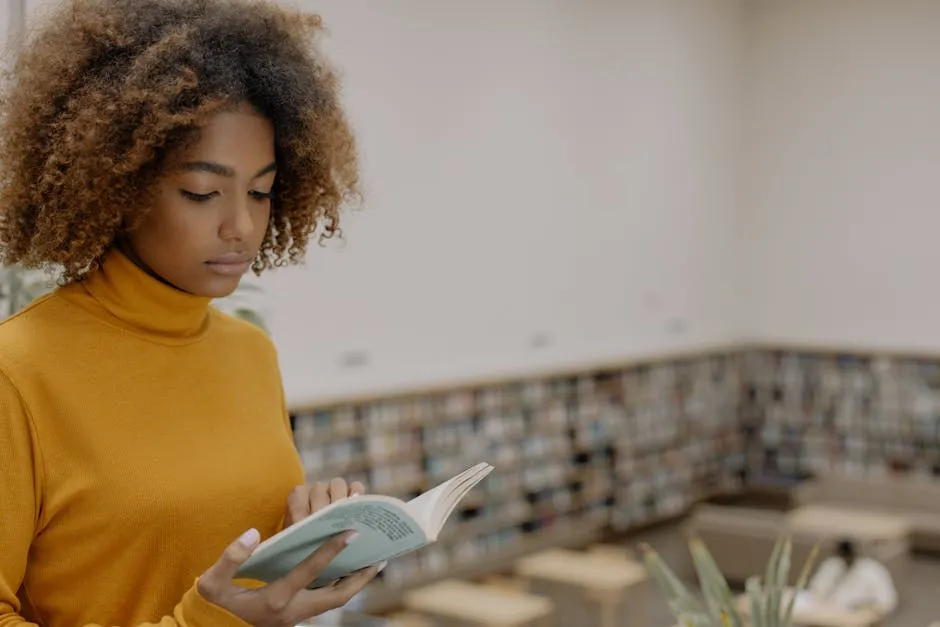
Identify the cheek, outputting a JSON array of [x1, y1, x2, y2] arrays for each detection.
[[136, 196, 214, 257]]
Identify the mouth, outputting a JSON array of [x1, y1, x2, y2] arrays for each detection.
[[205, 253, 253, 277]]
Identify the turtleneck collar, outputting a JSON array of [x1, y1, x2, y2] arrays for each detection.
[[80, 248, 213, 342]]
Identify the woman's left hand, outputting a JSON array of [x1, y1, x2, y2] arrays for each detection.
[[285, 478, 366, 526]]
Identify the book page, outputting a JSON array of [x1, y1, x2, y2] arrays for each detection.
[[430, 463, 494, 534], [407, 462, 494, 536], [236, 497, 429, 588], [406, 477, 454, 525]]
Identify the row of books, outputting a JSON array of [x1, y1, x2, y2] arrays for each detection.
[[742, 349, 940, 479], [290, 354, 745, 593], [283, 346, 940, 606]]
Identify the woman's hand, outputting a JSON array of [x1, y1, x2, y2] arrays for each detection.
[[285, 478, 365, 527], [197, 528, 384, 627]]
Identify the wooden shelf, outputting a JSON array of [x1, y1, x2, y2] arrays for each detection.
[[740, 348, 940, 481], [289, 351, 746, 614], [362, 518, 606, 614], [284, 344, 940, 613]]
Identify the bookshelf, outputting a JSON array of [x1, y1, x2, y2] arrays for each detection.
[[740, 347, 940, 481], [289, 343, 940, 610], [289, 351, 746, 612]]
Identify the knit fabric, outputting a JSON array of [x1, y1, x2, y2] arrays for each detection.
[[0, 249, 304, 627]]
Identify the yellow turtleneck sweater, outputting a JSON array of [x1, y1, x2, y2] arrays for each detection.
[[0, 250, 305, 627]]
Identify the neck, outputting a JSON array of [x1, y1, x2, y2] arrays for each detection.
[[116, 241, 187, 293], [80, 248, 212, 342]]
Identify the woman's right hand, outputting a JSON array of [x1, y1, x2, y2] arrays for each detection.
[[196, 528, 383, 627]]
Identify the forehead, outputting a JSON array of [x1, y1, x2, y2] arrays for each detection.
[[173, 106, 276, 172]]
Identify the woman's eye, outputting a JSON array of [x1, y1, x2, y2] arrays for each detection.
[[179, 190, 218, 203], [250, 190, 274, 201]]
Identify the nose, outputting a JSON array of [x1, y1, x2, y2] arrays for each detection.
[[219, 197, 254, 242]]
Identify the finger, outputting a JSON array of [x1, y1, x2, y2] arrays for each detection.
[[309, 481, 330, 514], [316, 561, 384, 608], [293, 561, 384, 619], [287, 486, 311, 524], [200, 528, 260, 593], [267, 530, 359, 597], [349, 481, 366, 496], [328, 477, 348, 502]]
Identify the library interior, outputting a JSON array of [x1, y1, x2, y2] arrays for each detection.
[[3, 1, 940, 626]]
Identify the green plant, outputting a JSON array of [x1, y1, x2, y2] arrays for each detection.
[[0, 265, 55, 319], [1, 264, 268, 332], [213, 282, 269, 333], [641, 536, 819, 627]]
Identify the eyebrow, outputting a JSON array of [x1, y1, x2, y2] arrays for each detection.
[[179, 161, 277, 180]]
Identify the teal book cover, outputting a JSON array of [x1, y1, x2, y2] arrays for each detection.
[[235, 462, 493, 588]]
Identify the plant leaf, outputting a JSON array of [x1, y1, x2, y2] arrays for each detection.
[[770, 538, 792, 625], [688, 537, 744, 626], [233, 308, 269, 333], [745, 576, 764, 627], [782, 542, 820, 627], [641, 543, 707, 619], [645, 533, 800, 627]]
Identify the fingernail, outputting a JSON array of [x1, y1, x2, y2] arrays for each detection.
[[238, 528, 260, 548], [345, 532, 360, 545], [376, 561, 388, 573]]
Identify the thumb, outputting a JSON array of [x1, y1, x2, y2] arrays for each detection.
[[204, 528, 260, 586]]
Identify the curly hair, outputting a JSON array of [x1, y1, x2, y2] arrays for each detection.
[[0, 0, 359, 282]]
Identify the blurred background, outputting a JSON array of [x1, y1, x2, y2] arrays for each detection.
[[4, 1, 940, 626], [8, 0, 940, 404]]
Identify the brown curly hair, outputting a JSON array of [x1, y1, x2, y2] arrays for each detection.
[[0, 0, 359, 282]]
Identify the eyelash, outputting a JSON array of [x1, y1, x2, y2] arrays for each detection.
[[179, 190, 218, 203], [179, 190, 274, 203]]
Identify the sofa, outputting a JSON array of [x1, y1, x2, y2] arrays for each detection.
[[683, 503, 910, 586], [794, 474, 940, 554]]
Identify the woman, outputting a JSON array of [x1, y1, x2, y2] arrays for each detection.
[[0, 1, 379, 625]]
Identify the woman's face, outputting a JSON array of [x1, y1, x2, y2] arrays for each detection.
[[128, 102, 276, 298]]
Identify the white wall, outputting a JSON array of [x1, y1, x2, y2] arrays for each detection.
[[741, 0, 940, 351], [1, 1, 21, 56], [11, 1, 940, 400], [269, 0, 745, 404], [9, 0, 746, 404]]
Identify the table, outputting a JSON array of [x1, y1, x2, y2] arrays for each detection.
[[735, 590, 882, 627], [403, 579, 554, 627], [297, 612, 396, 626], [514, 548, 648, 627], [786, 506, 910, 542]]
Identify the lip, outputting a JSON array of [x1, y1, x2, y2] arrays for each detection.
[[205, 253, 253, 276], [207, 252, 253, 264]]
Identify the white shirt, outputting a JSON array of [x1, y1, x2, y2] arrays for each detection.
[[807, 556, 898, 614]]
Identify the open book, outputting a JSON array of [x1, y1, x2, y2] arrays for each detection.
[[235, 462, 494, 588]]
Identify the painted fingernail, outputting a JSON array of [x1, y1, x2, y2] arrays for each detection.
[[376, 561, 388, 573], [345, 532, 360, 545], [238, 528, 260, 548]]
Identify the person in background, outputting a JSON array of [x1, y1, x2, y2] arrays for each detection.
[[0, 1, 377, 626], [807, 538, 898, 614]]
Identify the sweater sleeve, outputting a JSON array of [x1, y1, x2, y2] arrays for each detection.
[[0, 372, 251, 627], [0, 369, 43, 626]]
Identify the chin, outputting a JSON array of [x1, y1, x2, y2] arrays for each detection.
[[197, 277, 243, 299]]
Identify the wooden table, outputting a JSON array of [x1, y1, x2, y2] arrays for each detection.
[[785, 505, 910, 542], [735, 590, 883, 627], [514, 548, 648, 627], [403, 579, 554, 627]]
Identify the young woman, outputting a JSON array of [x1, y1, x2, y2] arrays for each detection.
[[0, 1, 379, 625]]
